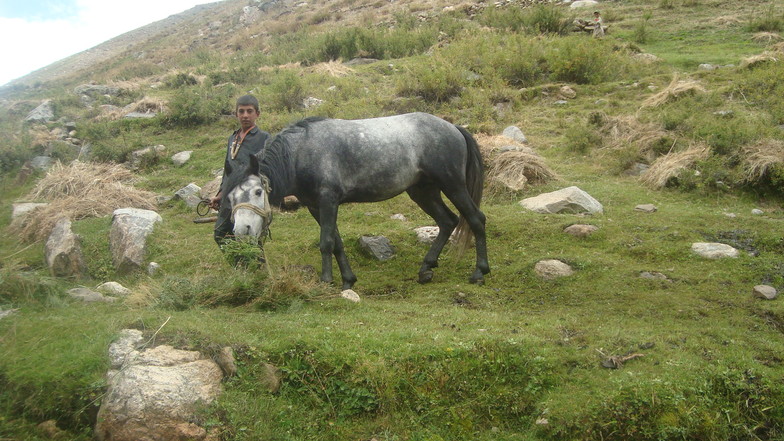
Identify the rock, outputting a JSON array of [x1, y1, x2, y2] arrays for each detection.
[[68, 287, 117, 303], [30, 155, 54, 170], [344, 58, 380, 66], [110, 208, 163, 274], [45, 218, 86, 278], [303, 97, 324, 109], [563, 224, 598, 238], [124, 111, 157, 119], [215, 347, 237, 377], [11, 202, 48, 219], [691, 242, 739, 259], [753, 285, 778, 300], [108, 329, 144, 369], [358, 235, 395, 261], [639, 271, 670, 281], [751, 209, 764, 215], [0, 308, 19, 320], [520, 186, 603, 215], [129, 145, 165, 169], [559, 85, 577, 99], [25, 100, 55, 123], [569, 0, 598, 8], [535, 259, 574, 279], [414, 226, 440, 244], [633, 53, 662, 64], [96, 339, 223, 441], [37, 420, 66, 439], [698, 63, 717, 71], [174, 183, 202, 208], [554, 100, 568, 105], [200, 176, 222, 201], [97, 282, 131, 297], [625, 163, 649, 176], [390, 213, 407, 221], [240, 5, 262, 25], [74, 84, 120, 96], [635, 204, 657, 213], [148, 262, 161, 276], [171, 151, 193, 167], [341, 289, 361, 303], [502, 126, 527, 144], [259, 362, 283, 394]]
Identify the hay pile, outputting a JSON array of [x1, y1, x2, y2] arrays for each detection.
[[640, 75, 706, 109], [10, 161, 158, 242], [752, 32, 783, 44], [597, 114, 669, 158], [740, 53, 779, 69], [742, 139, 784, 183], [475, 134, 558, 192], [640, 143, 710, 189], [308, 61, 355, 77]]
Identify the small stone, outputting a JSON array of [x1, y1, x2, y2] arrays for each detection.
[[390, 213, 407, 221], [751, 209, 764, 216], [563, 224, 598, 238], [341, 289, 361, 303], [68, 287, 116, 303], [171, 151, 193, 167], [97, 281, 131, 297], [414, 226, 440, 243], [639, 271, 669, 281], [753, 285, 777, 300], [148, 262, 161, 276], [635, 204, 657, 213], [691, 242, 739, 259], [534, 259, 574, 279], [216, 346, 237, 377]]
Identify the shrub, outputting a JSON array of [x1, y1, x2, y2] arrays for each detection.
[[746, 5, 784, 33], [546, 37, 618, 84], [162, 85, 235, 127], [524, 4, 573, 35], [397, 56, 465, 103], [266, 71, 306, 112]]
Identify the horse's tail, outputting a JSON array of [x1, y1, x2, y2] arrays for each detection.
[[453, 125, 484, 254]]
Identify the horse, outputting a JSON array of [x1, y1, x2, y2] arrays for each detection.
[[223, 112, 490, 289]]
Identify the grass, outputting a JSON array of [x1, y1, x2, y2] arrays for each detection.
[[2, 0, 784, 439]]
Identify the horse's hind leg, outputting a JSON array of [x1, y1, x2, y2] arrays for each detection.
[[407, 185, 459, 284], [307, 206, 357, 289], [442, 188, 490, 284]]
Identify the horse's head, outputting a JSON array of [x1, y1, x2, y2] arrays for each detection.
[[226, 154, 272, 240]]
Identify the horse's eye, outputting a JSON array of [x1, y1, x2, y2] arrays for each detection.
[[255, 189, 263, 196]]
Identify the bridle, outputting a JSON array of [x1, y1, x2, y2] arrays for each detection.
[[230, 175, 273, 240]]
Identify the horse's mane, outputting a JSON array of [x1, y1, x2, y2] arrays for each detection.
[[260, 117, 328, 205]]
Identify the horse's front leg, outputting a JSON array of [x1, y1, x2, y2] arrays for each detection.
[[309, 205, 357, 289]]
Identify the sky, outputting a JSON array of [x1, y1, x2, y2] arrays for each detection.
[[0, 0, 213, 86]]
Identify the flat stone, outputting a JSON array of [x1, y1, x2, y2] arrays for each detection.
[[340, 289, 361, 303], [691, 242, 739, 259], [753, 285, 777, 300], [635, 204, 657, 213]]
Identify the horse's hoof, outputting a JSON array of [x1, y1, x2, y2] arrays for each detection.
[[469, 271, 485, 285], [418, 270, 434, 284]]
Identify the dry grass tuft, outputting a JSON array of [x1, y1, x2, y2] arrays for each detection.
[[598, 115, 669, 158], [740, 53, 779, 69], [640, 75, 706, 109], [713, 15, 742, 26], [308, 61, 356, 77], [640, 143, 710, 189], [487, 150, 558, 192], [752, 32, 783, 44], [131, 96, 167, 114], [742, 139, 784, 183], [10, 161, 157, 242]]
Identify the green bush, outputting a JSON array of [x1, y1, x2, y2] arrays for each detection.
[[546, 37, 619, 84], [162, 85, 236, 127], [265, 71, 306, 112], [524, 4, 573, 35], [746, 5, 784, 32], [397, 57, 465, 103]]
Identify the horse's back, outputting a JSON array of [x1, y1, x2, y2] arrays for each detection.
[[289, 113, 470, 202]]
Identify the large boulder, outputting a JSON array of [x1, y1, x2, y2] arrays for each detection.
[[110, 208, 162, 274], [520, 186, 603, 215], [25, 100, 54, 123], [96, 330, 223, 441], [44, 218, 86, 278]]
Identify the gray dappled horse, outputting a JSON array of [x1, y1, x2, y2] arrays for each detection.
[[224, 112, 490, 289]]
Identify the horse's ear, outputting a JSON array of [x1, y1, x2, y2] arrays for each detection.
[[248, 153, 260, 176]]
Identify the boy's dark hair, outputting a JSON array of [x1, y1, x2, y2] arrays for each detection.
[[236, 95, 260, 112]]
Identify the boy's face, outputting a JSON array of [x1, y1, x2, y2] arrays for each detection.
[[236, 105, 259, 130]]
